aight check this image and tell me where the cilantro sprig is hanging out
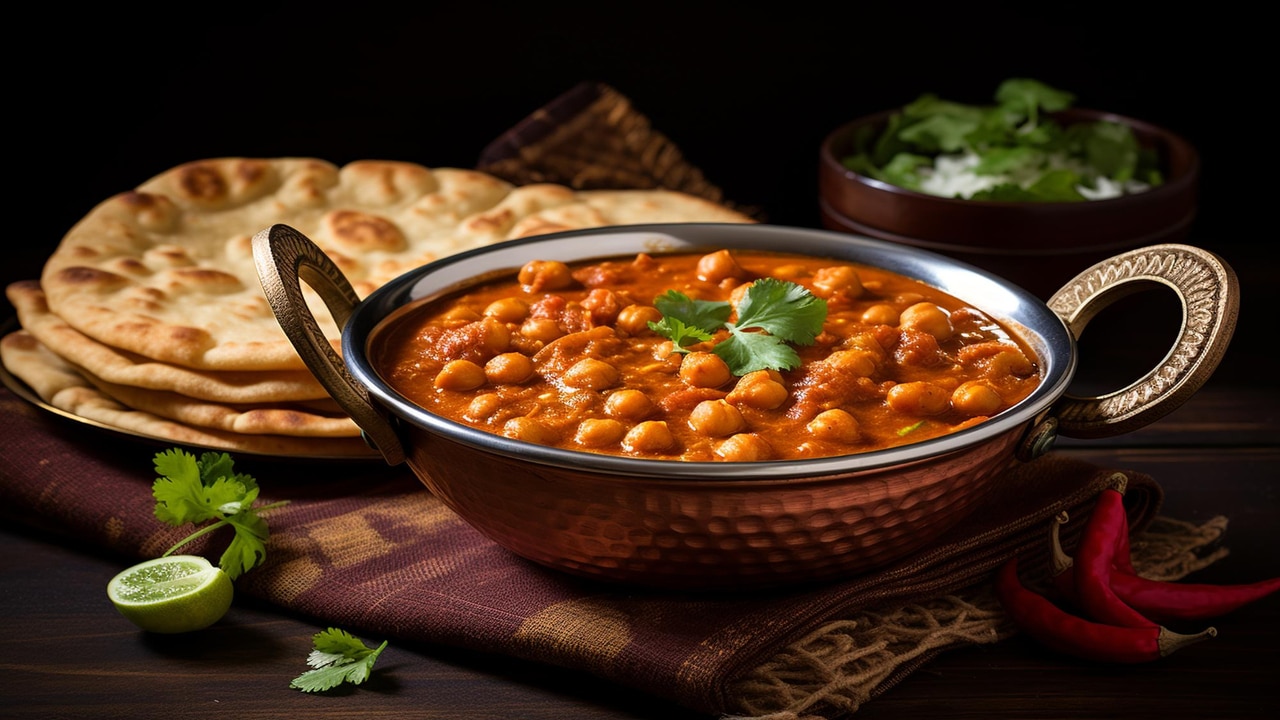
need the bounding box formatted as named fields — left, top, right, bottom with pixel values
left=291, top=628, right=389, bottom=692
left=649, top=276, right=827, bottom=375
left=152, top=447, right=289, bottom=580
left=841, top=78, right=1163, bottom=202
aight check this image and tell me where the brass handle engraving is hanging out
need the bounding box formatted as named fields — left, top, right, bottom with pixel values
left=1047, top=244, right=1239, bottom=438
left=252, top=224, right=406, bottom=464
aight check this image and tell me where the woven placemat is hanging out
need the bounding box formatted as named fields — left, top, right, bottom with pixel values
left=477, top=81, right=765, bottom=221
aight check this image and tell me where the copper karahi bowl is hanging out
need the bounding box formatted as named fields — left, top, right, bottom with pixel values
left=253, top=223, right=1236, bottom=590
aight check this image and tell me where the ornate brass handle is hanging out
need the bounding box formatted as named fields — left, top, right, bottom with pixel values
left=1047, top=244, right=1239, bottom=438
left=251, top=224, right=406, bottom=464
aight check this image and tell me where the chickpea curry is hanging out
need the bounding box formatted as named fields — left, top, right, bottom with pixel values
left=372, top=249, right=1041, bottom=462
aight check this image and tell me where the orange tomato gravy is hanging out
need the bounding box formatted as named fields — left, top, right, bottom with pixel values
left=372, top=249, right=1041, bottom=461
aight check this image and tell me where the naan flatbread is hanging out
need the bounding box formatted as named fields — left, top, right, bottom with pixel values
left=40, top=158, right=754, bottom=372
left=1, top=330, right=376, bottom=457
left=79, top=373, right=359, bottom=438
left=6, top=280, right=331, bottom=403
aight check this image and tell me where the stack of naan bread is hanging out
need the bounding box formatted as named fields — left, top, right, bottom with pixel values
left=2, top=157, right=753, bottom=457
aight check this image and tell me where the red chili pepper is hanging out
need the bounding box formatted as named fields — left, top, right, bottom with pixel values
left=995, top=556, right=1216, bottom=664
left=1111, top=574, right=1280, bottom=624
left=1050, top=510, right=1280, bottom=624
left=1072, top=474, right=1155, bottom=628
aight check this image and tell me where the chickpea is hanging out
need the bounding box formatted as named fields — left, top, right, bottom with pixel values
left=574, top=418, right=626, bottom=448
left=696, top=249, right=745, bottom=284
left=484, top=352, right=536, bottom=384
left=517, top=260, right=573, bottom=292
left=434, top=359, right=486, bottom=391
left=951, top=381, right=1003, bottom=417
left=812, top=265, right=864, bottom=298
left=562, top=357, right=620, bottom=390
left=861, top=303, right=899, bottom=326
left=688, top=399, right=746, bottom=437
left=806, top=409, right=861, bottom=444
left=653, top=339, right=676, bottom=360
left=716, top=433, right=772, bottom=461
left=726, top=370, right=788, bottom=410
left=605, top=389, right=655, bottom=420
left=985, top=347, right=1034, bottom=378
left=679, top=351, right=732, bottom=389
left=502, top=416, right=557, bottom=445
left=464, top=393, right=502, bottom=422
left=483, top=297, right=530, bottom=324
left=475, top=316, right=512, bottom=354
left=615, top=304, right=663, bottom=336
left=520, top=316, right=564, bottom=343
left=824, top=349, right=877, bottom=377
left=899, top=302, right=953, bottom=341
left=623, top=421, right=676, bottom=453
left=440, top=306, right=482, bottom=325
left=581, top=288, right=623, bottom=325
left=886, top=381, right=950, bottom=416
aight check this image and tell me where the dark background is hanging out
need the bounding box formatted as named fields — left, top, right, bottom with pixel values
left=6, top=6, right=1261, bottom=380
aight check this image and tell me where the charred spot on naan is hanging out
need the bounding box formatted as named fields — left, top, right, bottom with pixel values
left=156, top=267, right=244, bottom=295
left=169, top=158, right=277, bottom=208
left=110, top=319, right=214, bottom=355
left=51, top=266, right=132, bottom=292
left=145, top=244, right=196, bottom=264
left=340, top=160, right=439, bottom=205
left=111, top=191, right=182, bottom=230
left=325, top=210, right=407, bottom=253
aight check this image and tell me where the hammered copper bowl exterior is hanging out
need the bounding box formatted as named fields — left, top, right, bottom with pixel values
left=341, top=224, right=1076, bottom=591
left=403, top=424, right=1022, bottom=589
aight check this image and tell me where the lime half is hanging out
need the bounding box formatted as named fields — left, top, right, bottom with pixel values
left=107, top=555, right=233, bottom=634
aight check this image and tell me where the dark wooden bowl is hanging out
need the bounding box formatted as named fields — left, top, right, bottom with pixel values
left=818, top=108, right=1200, bottom=299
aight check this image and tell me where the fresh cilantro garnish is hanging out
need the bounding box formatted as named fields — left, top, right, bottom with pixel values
left=841, top=77, right=1163, bottom=201
left=152, top=447, right=288, bottom=580
left=649, top=276, right=827, bottom=375
left=290, top=627, right=389, bottom=692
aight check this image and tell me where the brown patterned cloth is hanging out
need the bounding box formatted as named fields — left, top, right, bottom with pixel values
left=2, top=384, right=1207, bottom=718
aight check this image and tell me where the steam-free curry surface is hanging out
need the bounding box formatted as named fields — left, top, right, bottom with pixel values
left=373, top=249, right=1041, bottom=461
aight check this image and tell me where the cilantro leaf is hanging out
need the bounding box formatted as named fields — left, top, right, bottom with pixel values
left=875, top=152, right=933, bottom=191
left=716, top=329, right=802, bottom=376
left=732, top=278, right=827, bottom=345
left=652, top=290, right=730, bottom=332
left=995, top=77, right=1075, bottom=125
left=649, top=272, right=827, bottom=375
left=151, top=447, right=288, bottom=580
left=291, top=628, right=389, bottom=693
left=898, top=112, right=979, bottom=154
left=647, top=315, right=716, bottom=352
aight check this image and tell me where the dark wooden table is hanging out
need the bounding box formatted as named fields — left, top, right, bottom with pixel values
left=3, top=241, right=1277, bottom=719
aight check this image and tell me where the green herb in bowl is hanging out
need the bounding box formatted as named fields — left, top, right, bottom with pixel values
left=840, top=78, right=1164, bottom=202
